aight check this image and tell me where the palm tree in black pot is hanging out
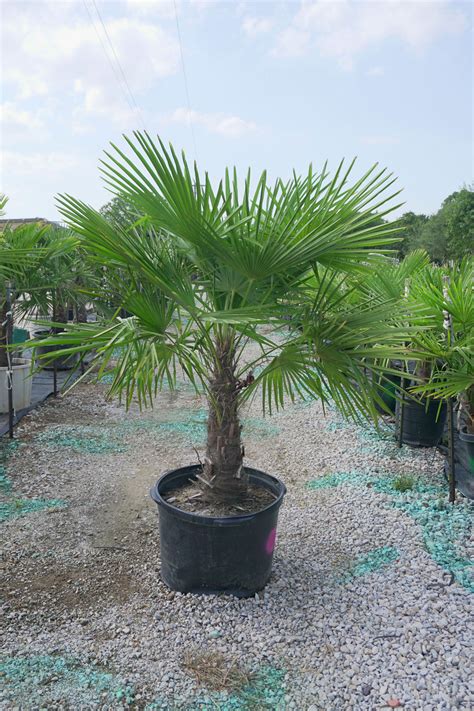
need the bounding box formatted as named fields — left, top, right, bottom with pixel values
left=411, top=257, right=473, bottom=495
left=36, top=134, right=411, bottom=594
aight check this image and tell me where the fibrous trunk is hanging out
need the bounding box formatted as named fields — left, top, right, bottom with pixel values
left=53, top=299, right=67, bottom=333
left=202, top=339, right=248, bottom=503
left=76, top=302, right=88, bottom=323
left=415, top=360, right=432, bottom=382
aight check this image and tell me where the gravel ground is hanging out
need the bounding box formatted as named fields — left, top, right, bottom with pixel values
left=1, top=378, right=473, bottom=710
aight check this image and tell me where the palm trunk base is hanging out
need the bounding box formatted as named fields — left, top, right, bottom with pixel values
left=200, top=341, right=247, bottom=503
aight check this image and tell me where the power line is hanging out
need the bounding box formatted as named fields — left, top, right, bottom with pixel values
left=82, top=0, right=147, bottom=130
left=173, top=0, right=198, bottom=161
left=82, top=0, right=136, bottom=116
left=91, top=0, right=148, bottom=130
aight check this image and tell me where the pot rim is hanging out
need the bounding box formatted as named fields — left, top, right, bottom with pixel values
left=459, top=427, right=474, bottom=442
left=0, top=358, right=32, bottom=370
left=150, top=464, right=286, bottom=526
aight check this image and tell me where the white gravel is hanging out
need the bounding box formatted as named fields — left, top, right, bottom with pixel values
left=1, top=379, right=473, bottom=710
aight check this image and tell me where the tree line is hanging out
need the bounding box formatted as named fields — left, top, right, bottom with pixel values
left=395, top=186, right=473, bottom=262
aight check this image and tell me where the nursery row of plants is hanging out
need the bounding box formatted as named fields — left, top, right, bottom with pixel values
left=1, top=135, right=472, bottom=595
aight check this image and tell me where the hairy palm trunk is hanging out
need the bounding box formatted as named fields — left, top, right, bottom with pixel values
left=76, top=302, right=88, bottom=323
left=52, top=298, right=67, bottom=333
left=416, top=361, right=432, bottom=383
left=203, top=338, right=248, bottom=502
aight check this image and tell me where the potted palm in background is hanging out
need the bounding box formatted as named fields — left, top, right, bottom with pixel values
left=36, top=133, right=411, bottom=595
left=410, top=257, right=473, bottom=495
left=0, top=217, right=51, bottom=413
left=30, top=226, right=95, bottom=371
left=395, top=260, right=471, bottom=448
left=0, top=207, right=91, bottom=413
left=350, top=249, right=430, bottom=415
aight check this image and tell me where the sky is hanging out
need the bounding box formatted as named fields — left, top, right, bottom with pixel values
left=1, top=0, right=472, bottom=222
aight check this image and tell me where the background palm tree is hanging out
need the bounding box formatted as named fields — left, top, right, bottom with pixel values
left=0, top=221, right=93, bottom=368
left=40, top=133, right=410, bottom=504
left=0, top=222, right=51, bottom=368
left=409, top=256, right=474, bottom=431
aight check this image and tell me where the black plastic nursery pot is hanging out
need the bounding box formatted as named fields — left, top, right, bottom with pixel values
left=150, top=465, right=286, bottom=597
left=398, top=397, right=447, bottom=447
left=443, top=428, right=474, bottom=500
left=374, top=372, right=401, bottom=415
left=458, top=428, right=474, bottom=476
left=33, top=329, right=78, bottom=370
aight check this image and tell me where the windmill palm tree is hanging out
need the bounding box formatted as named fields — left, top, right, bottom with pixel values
left=409, top=256, right=474, bottom=431
left=347, top=249, right=431, bottom=412
left=0, top=222, right=91, bottom=364
left=0, top=222, right=51, bottom=368
left=36, top=133, right=414, bottom=506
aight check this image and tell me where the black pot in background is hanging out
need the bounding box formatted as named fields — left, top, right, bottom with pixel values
left=374, top=372, right=401, bottom=415
left=33, top=329, right=79, bottom=371
left=442, top=428, right=474, bottom=500
left=397, top=397, right=447, bottom=447
left=458, top=428, right=474, bottom=476
left=150, top=465, right=286, bottom=597
left=368, top=360, right=403, bottom=415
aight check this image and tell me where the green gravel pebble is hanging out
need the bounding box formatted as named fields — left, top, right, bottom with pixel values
left=1, top=441, right=67, bottom=523
left=34, top=409, right=278, bottom=455
left=307, top=470, right=473, bottom=592
left=183, top=666, right=286, bottom=711
left=0, top=440, right=21, bottom=493
left=0, top=498, right=67, bottom=523
left=393, top=494, right=474, bottom=592
left=0, top=654, right=135, bottom=707
left=342, top=546, right=400, bottom=580
left=35, top=426, right=128, bottom=454
left=0, top=466, right=12, bottom=493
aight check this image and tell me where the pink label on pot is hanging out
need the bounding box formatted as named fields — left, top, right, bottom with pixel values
left=265, top=528, right=277, bottom=555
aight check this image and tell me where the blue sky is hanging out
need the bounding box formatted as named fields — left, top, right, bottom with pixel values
left=1, top=0, right=472, bottom=221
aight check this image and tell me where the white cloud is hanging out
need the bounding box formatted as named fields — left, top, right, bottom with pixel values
left=3, top=150, right=81, bottom=177
left=273, top=0, right=469, bottom=68
left=125, top=0, right=213, bottom=18
left=242, top=16, right=274, bottom=38
left=366, top=66, right=385, bottom=77
left=125, top=0, right=177, bottom=19
left=0, top=101, right=54, bottom=143
left=272, top=27, right=311, bottom=58
left=1, top=2, right=179, bottom=123
left=0, top=102, right=45, bottom=130
left=170, top=108, right=258, bottom=137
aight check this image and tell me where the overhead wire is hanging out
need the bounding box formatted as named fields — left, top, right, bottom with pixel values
left=83, top=0, right=198, bottom=155
left=173, top=0, right=198, bottom=162
left=82, top=0, right=135, bottom=117
left=90, top=0, right=148, bottom=130
left=82, top=0, right=147, bottom=129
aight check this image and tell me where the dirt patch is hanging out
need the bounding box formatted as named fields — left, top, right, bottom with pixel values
left=1, top=552, right=138, bottom=615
